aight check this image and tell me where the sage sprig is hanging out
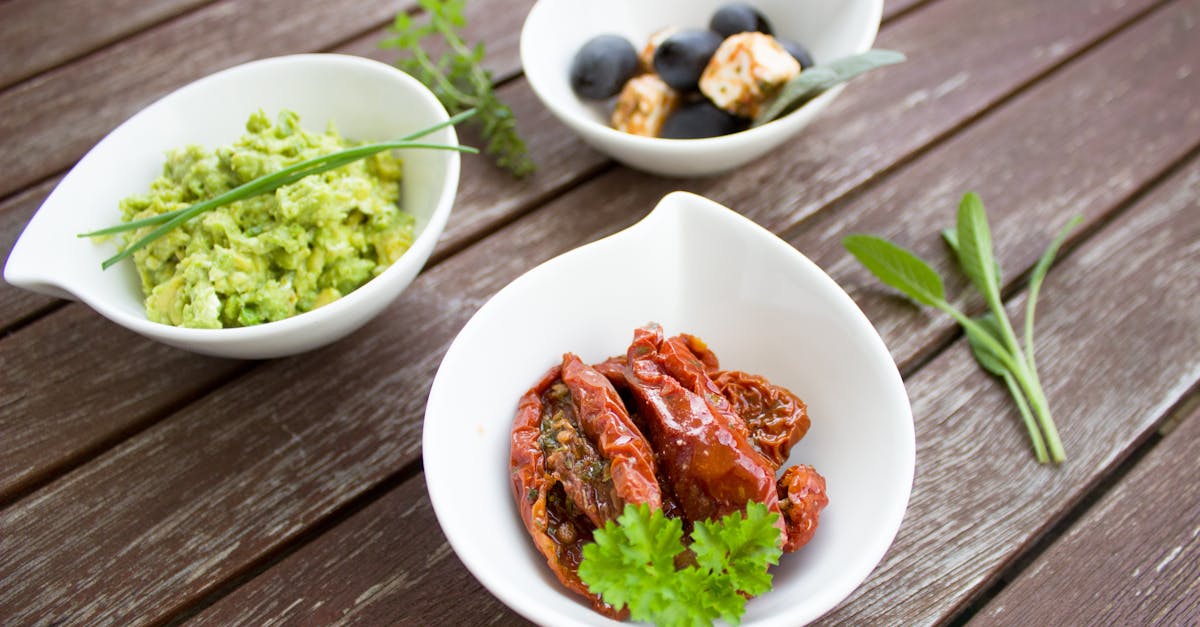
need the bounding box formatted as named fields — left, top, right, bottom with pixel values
left=82, top=109, right=479, bottom=270
left=753, top=49, right=906, bottom=127
left=844, top=192, right=1080, bottom=464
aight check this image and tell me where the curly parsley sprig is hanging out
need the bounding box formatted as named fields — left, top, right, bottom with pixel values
left=579, top=502, right=783, bottom=627
left=382, top=0, right=535, bottom=177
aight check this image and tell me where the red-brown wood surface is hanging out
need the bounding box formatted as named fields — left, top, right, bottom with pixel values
left=0, top=0, right=214, bottom=89
left=976, top=401, right=1200, bottom=625
left=187, top=2, right=1200, bottom=622
left=2, top=0, right=1199, bottom=624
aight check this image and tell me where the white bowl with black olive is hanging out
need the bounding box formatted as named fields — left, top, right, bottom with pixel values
left=521, top=0, right=883, bottom=177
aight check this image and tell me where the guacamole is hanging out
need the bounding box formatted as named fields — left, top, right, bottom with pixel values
left=118, top=110, right=414, bottom=328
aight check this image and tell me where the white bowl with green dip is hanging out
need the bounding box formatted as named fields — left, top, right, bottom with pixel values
left=4, top=54, right=461, bottom=359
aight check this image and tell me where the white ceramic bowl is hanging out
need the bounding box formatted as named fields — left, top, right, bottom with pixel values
left=424, top=192, right=914, bottom=626
left=520, top=0, right=882, bottom=177
left=4, top=54, right=460, bottom=359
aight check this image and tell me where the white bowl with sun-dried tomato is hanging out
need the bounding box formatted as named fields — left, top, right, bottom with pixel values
left=424, top=192, right=914, bottom=626
left=520, top=0, right=883, bottom=177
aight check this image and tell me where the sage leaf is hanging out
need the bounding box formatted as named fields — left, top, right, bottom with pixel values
left=753, top=49, right=906, bottom=126
left=965, top=313, right=1008, bottom=376
left=942, top=226, right=1001, bottom=282
left=843, top=234, right=946, bottom=307
left=953, top=192, right=1003, bottom=301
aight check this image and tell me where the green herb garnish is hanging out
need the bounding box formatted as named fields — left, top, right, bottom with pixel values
left=578, top=502, right=782, bottom=626
left=843, top=192, right=1080, bottom=464
left=753, top=49, right=906, bottom=127
left=382, top=0, right=535, bottom=177
left=81, top=110, right=478, bottom=270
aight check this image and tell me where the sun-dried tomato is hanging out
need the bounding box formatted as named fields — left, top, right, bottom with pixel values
left=512, top=323, right=829, bottom=611
left=510, top=365, right=617, bottom=615
left=622, top=324, right=784, bottom=530
left=714, top=370, right=811, bottom=468
left=561, top=353, right=662, bottom=512
left=778, top=464, right=829, bottom=552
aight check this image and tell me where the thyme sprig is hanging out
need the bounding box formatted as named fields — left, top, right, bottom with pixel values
left=382, top=0, right=535, bottom=177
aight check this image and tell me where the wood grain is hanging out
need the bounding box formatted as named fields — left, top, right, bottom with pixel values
left=337, top=0, right=533, bottom=81
left=816, top=150, right=1200, bottom=624
left=1, top=0, right=1197, bottom=623
left=0, top=0, right=213, bottom=89
left=0, top=11, right=605, bottom=503
left=974, top=402, right=1200, bottom=625
left=0, top=306, right=244, bottom=503
left=189, top=473, right=524, bottom=625
left=0, top=0, right=409, bottom=200
left=191, top=138, right=1200, bottom=627
left=0, top=0, right=1153, bottom=328
left=4, top=1, right=1192, bottom=622
left=884, top=0, right=935, bottom=20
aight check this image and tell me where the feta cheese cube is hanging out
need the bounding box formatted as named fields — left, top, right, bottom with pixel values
left=699, top=32, right=800, bottom=118
left=611, top=74, right=680, bottom=137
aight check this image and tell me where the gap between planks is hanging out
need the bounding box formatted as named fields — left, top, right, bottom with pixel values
left=160, top=458, right=428, bottom=626
left=944, top=381, right=1200, bottom=626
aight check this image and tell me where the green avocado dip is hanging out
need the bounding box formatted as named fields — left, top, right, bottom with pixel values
left=116, top=110, right=415, bottom=328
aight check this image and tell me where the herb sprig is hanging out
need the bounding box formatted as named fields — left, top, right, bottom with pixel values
left=753, top=49, right=906, bottom=127
left=578, top=502, right=782, bottom=626
left=81, top=110, right=478, bottom=270
left=843, top=192, right=1080, bottom=464
left=382, top=0, right=535, bottom=177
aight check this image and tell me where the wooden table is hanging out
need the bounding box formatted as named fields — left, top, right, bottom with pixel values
left=2, top=0, right=1198, bottom=624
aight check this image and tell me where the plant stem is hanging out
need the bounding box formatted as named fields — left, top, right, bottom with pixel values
left=935, top=300, right=1064, bottom=462
left=1003, top=372, right=1047, bottom=463
left=81, top=110, right=478, bottom=239
left=92, top=140, right=475, bottom=269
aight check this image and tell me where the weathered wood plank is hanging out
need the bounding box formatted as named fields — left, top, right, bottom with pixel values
left=339, top=0, right=925, bottom=82
left=0, top=154, right=639, bottom=623
left=337, top=0, right=532, bottom=80
left=0, top=0, right=214, bottom=89
left=1, top=0, right=1140, bottom=329
left=0, top=306, right=244, bottom=503
left=189, top=473, right=524, bottom=625
left=884, top=0, right=935, bottom=19
left=0, top=0, right=602, bottom=330
left=780, top=0, right=1200, bottom=372
left=0, top=54, right=604, bottom=509
left=973, top=401, right=1200, bottom=625
left=2, top=1, right=1194, bottom=622
left=190, top=132, right=1200, bottom=627
left=817, top=151, right=1200, bottom=624
left=0, top=0, right=409, bottom=200
left=173, top=2, right=1200, bottom=622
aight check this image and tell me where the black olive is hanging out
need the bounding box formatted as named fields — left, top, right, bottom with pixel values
left=778, top=39, right=814, bottom=69
left=660, top=101, right=749, bottom=139
left=710, top=3, right=773, bottom=37
left=570, top=35, right=639, bottom=100
left=653, top=29, right=723, bottom=92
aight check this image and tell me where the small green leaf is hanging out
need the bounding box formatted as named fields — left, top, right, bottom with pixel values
left=965, top=313, right=1009, bottom=377
left=1025, top=215, right=1082, bottom=358
left=954, top=192, right=1002, bottom=301
left=754, top=49, right=906, bottom=126
left=579, top=502, right=781, bottom=626
left=943, top=226, right=1000, bottom=281
left=843, top=234, right=947, bottom=307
